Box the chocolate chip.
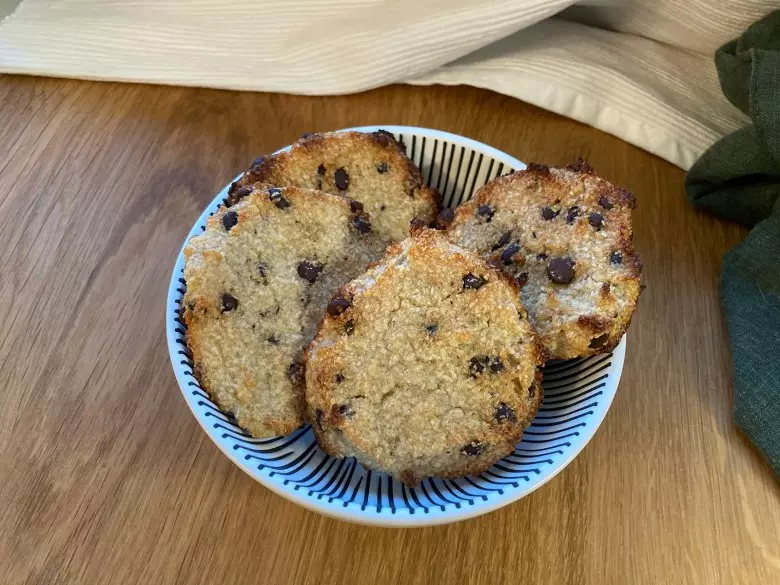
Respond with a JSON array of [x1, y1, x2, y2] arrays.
[[491, 231, 513, 251], [435, 208, 454, 229], [349, 200, 364, 213], [373, 129, 396, 147], [287, 363, 304, 386], [268, 188, 290, 209], [317, 164, 326, 176], [221, 293, 238, 312], [461, 441, 485, 456], [327, 295, 352, 316], [425, 324, 438, 335], [335, 373, 344, 384], [469, 356, 503, 377], [297, 260, 323, 284], [477, 205, 495, 221], [547, 257, 576, 284], [599, 196, 614, 210], [541, 207, 559, 220], [313, 408, 324, 430], [335, 167, 350, 190], [338, 404, 354, 417], [566, 159, 593, 173], [527, 163, 550, 174], [380, 205, 386, 211], [227, 185, 253, 207], [377, 162, 389, 173], [462, 273, 487, 290], [610, 251, 623, 264], [515, 272, 529, 288], [344, 319, 355, 335], [619, 188, 636, 208], [267, 334, 279, 345], [469, 356, 487, 377], [409, 217, 427, 232], [222, 211, 238, 231], [566, 206, 580, 224], [301, 132, 315, 139], [537, 253, 548, 261], [501, 243, 521, 265], [228, 181, 240, 195], [528, 384, 536, 398], [251, 155, 266, 168], [495, 402, 517, 423], [352, 215, 372, 234], [226, 184, 252, 206], [589, 213, 604, 229], [589, 333, 609, 349]]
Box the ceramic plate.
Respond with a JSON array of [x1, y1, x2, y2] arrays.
[[166, 126, 625, 527]]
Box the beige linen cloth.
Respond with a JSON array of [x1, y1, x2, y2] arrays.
[[0, 0, 774, 169]]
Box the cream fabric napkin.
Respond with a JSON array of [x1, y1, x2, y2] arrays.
[[0, 0, 774, 169]]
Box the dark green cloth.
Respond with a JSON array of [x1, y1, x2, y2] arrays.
[[686, 11, 780, 478]]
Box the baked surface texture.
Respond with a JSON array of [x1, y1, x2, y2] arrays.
[[447, 161, 642, 359], [183, 187, 384, 437], [225, 130, 440, 244], [305, 227, 545, 486]]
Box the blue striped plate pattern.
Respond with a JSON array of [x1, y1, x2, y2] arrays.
[[166, 126, 625, 526]]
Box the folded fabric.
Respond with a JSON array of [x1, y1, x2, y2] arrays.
[[686, 10, 780, 478], [411, 18, 745, 170], [0, 0, 765, 169]]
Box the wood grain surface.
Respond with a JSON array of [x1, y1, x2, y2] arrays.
[[1, 75, 778, 585]]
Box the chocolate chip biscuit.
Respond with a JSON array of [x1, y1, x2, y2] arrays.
[[305, 227, 545, 486], [183, 187, 384, 437], [447, 161, 642, 359], [226, 130, 440, 244]]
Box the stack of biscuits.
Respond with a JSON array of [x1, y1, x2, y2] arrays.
[[182, 130, 642, 486]]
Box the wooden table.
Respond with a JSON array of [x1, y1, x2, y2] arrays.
[[1, 75, 778, 585]]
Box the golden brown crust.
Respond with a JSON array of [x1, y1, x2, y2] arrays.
[[447, 161, 642, 359], [183, 186, 384, 437], [226, 130, 440, 244], [305, 229, 545, 486]]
